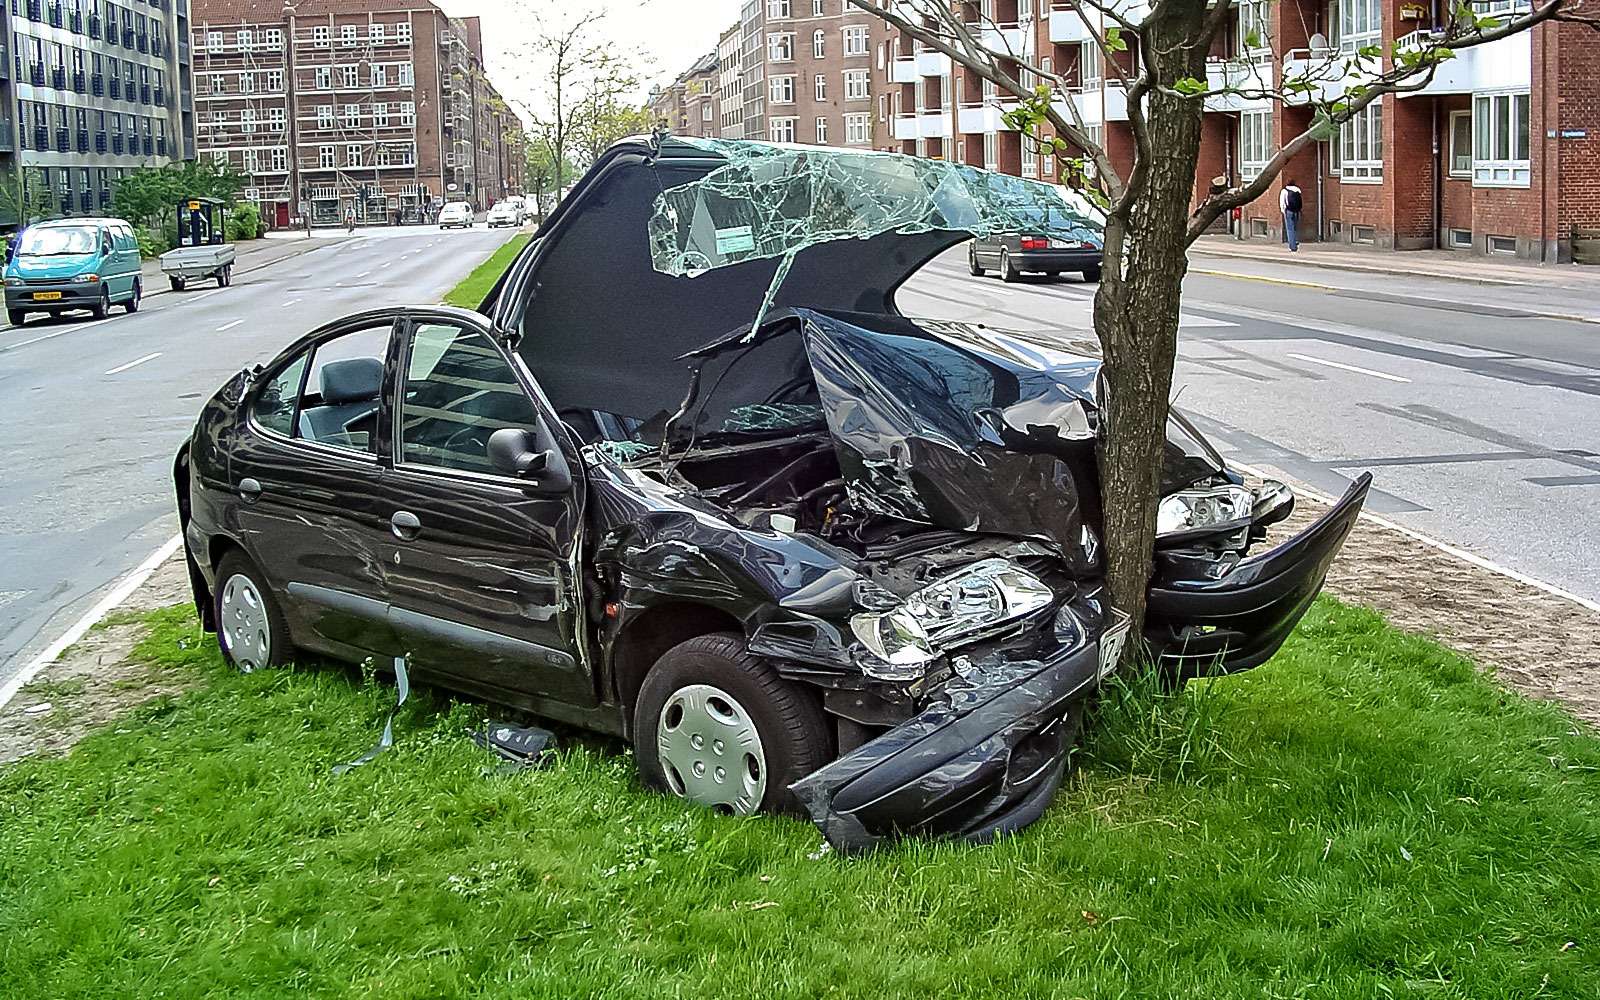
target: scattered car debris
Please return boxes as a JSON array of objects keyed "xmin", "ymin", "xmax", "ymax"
[
  {"xmin": 23, "ymin": 702, "xmax": 52, "ymax": 716},
  {"xmin": 471, "ymin": 721, "xmax": 555, "ymax": 773},
  {"xmin": 332, "ymin": 656, "xmax": 410, "ymax": 776}
]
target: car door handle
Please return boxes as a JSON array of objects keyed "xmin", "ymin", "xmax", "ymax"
[
  {"xmin": 238, "ymin": 478, "xmax": 262, "ymax": 502},
  {"xmin": 390, "ymin": 510, "xmax": 422, "ymax": 540}
]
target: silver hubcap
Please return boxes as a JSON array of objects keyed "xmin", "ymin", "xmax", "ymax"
[
  {"xmin": 656, "ymin": 683, "xmax": 768, "ymax": 815},
  {"xmin": 219, "ymin": 572, "xmax": 272, "ymax": 672}
]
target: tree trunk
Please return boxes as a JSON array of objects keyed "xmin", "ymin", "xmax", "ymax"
[{"xmin": 1092, "ymin": 2, "xmax": 1210, "ymax": 652}]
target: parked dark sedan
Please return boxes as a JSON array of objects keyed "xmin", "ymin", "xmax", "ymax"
[
  {"xmin": 968, "ymin": 217, "xmax": 1103, "ymax": 283},
  {"xmin": 175, "ymin": 136, "xmax": 1367, "ymax": 852}
]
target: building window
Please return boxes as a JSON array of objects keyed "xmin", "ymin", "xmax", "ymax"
[
  {"xmin": 844, "ymin": 112, "xmax": 870, "ymax": 144},
  {"xmin": 844, "ymin": 69, "xmax": 869, "ymax": 100},
  {"xmin": 1340, "ymin": 101, "xmax": 1383, "ymax": 182},
  {"xmin": 206, "ymin": 30, "xmax": 223, "ymax": 50},
  {"xmin": 237, "ymin": 28, "xmax": 253, "ymax": 49},
  {"xmin": 398, "ymin": 63, "xmax": 414, "ymax": 86},
  {"xmin": 1022, "ymin": 152, "xmax": 1038, "ymax": 178},
  {"xmin": 1350, "ymin": 224, "xmax": 1376, "ymax": 244},
  {"xmin": 374, "ymin": 102, "xmax": 389, "ymax": 127},
  {"xmin": 815, "ymin": 73, "xmax": 827, "ymax": 100},
  {"xmin": 315, "ymin": 104, "xmax": 333, "ymax": 128},
  {"xmin": 267, "ymin": 69, "xmax": 283, "ymax": 92},
  {"xmin": 243, "ymin": 147, "xmax": 259, "ymax": 172},
  {"xmin": 703, "ymin": 102, "xmax": 714, "ymax": 122},
  {"xmin": 340, "ymin": 24, "xmax": 357, "ymax": 46},
  {"xmin": 315, "ymin": 66, "xmax": 331, "ymax": 89},
  {"xmin": 769, "ymin": 74, "xmax": 795, "ymax": 104},
  {"xmin": 1447, "ymin": 228, "xmax": 1472, "ymax": 248},
  {"xmin": 816, "ymin": 115, "xmax": 828, "ymax": 143},
  {"xmin": 1486, "ymin": 233, "xmax": 1516, "ymax": 254},
  {"xmin": 239, "ymin": 71, "xmax": 254, "ymax": 93},
  {"xmin": 372, "ymin": 64, "xmax": 387, "ymax": 87},
  {"xmin": 983, "ymin": 132, "xmax": 997, "ymax": 170},
  {"xmin": 265, "ymin": 28, "xmax": 283, "ymax": 49},
  {"xmin": 345, "ymin": 104, "xmax": 360, "ymax": 127},
  {"xmin": 813, "ymin": 29, "xmax": 825, "ymax": 58},
  {"xmin": 1338, "ymin": 0, "xmax": 1381, "ymax": 52},
  {"xmin": 767, "ymin": 0, "xmax": 790, "ymax": 16},
  {"xmin": 400, "ymin": 101, "xmax": 415, "ymax": 126},
  {"xmin": 209, "ymin": 73, "xmax": 225, "ymax": 95},
  {"xmin": 878, "ymin": 94, "xmax": 887, "ymax": 122},
  {"xmin": 341, "ymin": 64, "xmax": 358, "ymax": 88},
  {"xmin": 768, "ymin": 33, "xmax": 793, "ymax": 61},
  {"xmin": 319, "ymin": 144, "xmax": 336, "ymax": 168},
  {"xmin": 769, "ymin": 116, "xmax": 796, "ymax": 142},
  {"xmin": 842, "ymin": 25, "xmax": 868, "ymax": 57},
  {"xmin": 1237, "ymin": 0, "xmax": 1269, "ymax": 52},
  {"xmin": 347, "ymin": 142, "xmax": 363, "ymax": 166},
  {"xmin": 271, "ymin": 146, "xmax": 288, "ymax": 171},
  {"xmin": 270, "ymin": 107, "xmax": 285, "ymax": 131},
  {"xmin": 396, "ymin": 21, "xmax": 412, "ymax": 44},
  {"xmin": 313, "ymin": 25, "xmax": 330, "ymax": 47},
  {"xmin": 370, "ymin": 23, "xmax": 385, "ymax": 44},
  {"xmin": 1082, "ymin": 40, "xmax": 1103, "ymax": 88},
  {"xmin": 1239, "ymin": 109, "xmax": 1271, "ymax": 180},
  {"xmin": 241, "ymin": 108, "xmax": 256, "ymax": 133},
  {"xmin": 1447, "ymin": 110, "xmax": 1472, "ymax": 177},
  {"xmin": 813, "ymin": 0, "xmax": 825, "ymax": 13},
  {"xmin": 1472, "ymin": 91, "xmax": 1530, "ymax": 186}
]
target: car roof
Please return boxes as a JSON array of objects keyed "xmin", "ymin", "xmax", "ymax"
[{"xmin": 32, "ymin": 217, "xmax": 128, "ymax": 228}]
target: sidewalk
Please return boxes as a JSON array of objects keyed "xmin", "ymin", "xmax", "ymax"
[
  {"xmin": 1189, "ymin": 234, "xmax": 1600, "ymax": 290},
  {"xmin": 137, "ymin": 232, "xmax": 348, "ymax": 298}
]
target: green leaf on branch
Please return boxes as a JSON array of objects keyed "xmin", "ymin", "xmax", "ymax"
[
  {"xmin": 1244, "ymin": 29, "xmax": 1262, "ymax": 50},
  {"xmin": 1104, "ymin": 27, "xmax": 1128, "ymax": 52},
  {"xmin": 1173, "ymin": 76, "xmax": 1209, "ymax": 96}
]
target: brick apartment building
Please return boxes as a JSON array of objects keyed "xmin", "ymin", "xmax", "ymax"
[
  {"xmin": 870, "ymin": 0, "xmax": 1597, "ymax": 263},
  {"xmin": 190, "ymin": 0, "xmax": 525, "ymax": 228},
  {"xmin": 2, "ymin": 0, "xmax": 197, "ymax": 225},
  {"xmin": 648, "ymin": 50, "xmax": 718, "ymax": 137}
]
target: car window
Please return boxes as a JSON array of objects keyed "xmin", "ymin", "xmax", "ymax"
[
  {"xmin": 399, "ymin": 322, "xmax": 540, "ymax": 474},
  {"xmin": 252, "ymin": 350, "xmax": 310, "ymax": 437},
  {"xmin": 294, "ymin": 325, "xmax": 392, "ymax": 453}
]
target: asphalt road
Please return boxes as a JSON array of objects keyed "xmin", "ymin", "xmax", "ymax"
[
  {"xmin": 0, "ymin": 224, "xmax": 520, "ymax": 689},
  {"xmin": 900, "ymin": 248, "xmax": 1600, "ymax": 605}
]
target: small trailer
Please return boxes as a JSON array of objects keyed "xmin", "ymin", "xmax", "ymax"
[{"xmin": 159, "ymin": 198, "xmax": 238, "ymax": 291}]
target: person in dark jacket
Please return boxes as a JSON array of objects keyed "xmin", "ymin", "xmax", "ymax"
[{"xmin": 1280, "ymin": 180, "xmax": 1303, "ymax": 251}]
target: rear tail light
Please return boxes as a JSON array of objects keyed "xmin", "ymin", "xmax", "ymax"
[{"xmin": 1019, "ymin": 236, "xmax": 1050, "ymax": 250}]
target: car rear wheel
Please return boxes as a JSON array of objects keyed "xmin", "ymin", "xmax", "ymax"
[
  {"xmin": 91, "ymin": 288, "xmax": 109, "ymax": 319},
  {"xmin": 170, "ymin": 276, "xmax": 186, "ymax": 292},
  {"xmin": 634, "ymin": 632, "xmax": 830, "ymax": 816},
  {"xmin": 1081, "ymin": 265, "xmax": 1103, "ymax": 283},
  {"xmin": 1000, "ymin": 249, "xmax": 1021, "ymax": 283},
  {"xmin": 968, "ymin": 244, "xmax": 985, "ymax": 277},
  {"xmin": 214, "ymin": 552, "xmax": 291, "ymax": 673},
  {"xmin": 124, "ymin": 279, "xmax": 141, "ymax": 313}
]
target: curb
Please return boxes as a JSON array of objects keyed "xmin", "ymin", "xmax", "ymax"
[{"xmin": 1188, "ymin": 246, "xmax": 1537, "ymax": 288}]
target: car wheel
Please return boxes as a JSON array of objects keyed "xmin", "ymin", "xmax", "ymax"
[
  {"xmin": 170, "ymin": 276, "xmax": 186, "ymax": 292},
  {"xmin": 124, "ymin": 279, "xmax": 141, "ymax": 313},
  {"xmin": 634, "ymin": 632, "xmax": 830, "ymax": 816},
  {"xmin": 968, "ymin": 244, "xmax": 985, "ymax": 277},
  {"xmin": 1080, "ymin": 265, "xmax": 1103, "ymax": 283},
  {"xmin": 7, "ymin": 308, "xmax": 25, "ymax": 326},
  {"xmin": 91, "ymin": 288, "xmax": 109, "ymax": 319},
  {"xmin": 214, "ymin": 552, "xmax": 291, "ymax": 673},
  {"xmin": 1000, "ymin": 249, "xmax": 1021, "ymax": 283}
]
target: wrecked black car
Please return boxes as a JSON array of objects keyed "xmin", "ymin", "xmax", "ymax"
[{"xmin": 175, "ymin": 137, "xmax": 1369, "ymax": 852}]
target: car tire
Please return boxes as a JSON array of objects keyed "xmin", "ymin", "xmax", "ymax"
[
  {"xmin": 124, "ymin": 279, "xmax": 141, "ymax": 313},
  {"xmin": 634, "ymin": 632, "xmax": 831, "ymax": 817},
  {"xmin": 214, "ymin": 551, "xmax": 292, "ymax": 673},
  {"xmin": 91, "ymin": 288, "xmax": 109, "ymax": 319},
  {"xmin": 1080, "ymin": 265, "xmax": 1103, "ymax": 283},
  {"xmin": 968, "ymin": 245, "xmax": 985, "ymax": 277},
  {"xmin": 1000, "ymin": 249, "xmax": 1021, "ymax": 283},
  {"xmin": 170, "ymin": 276, "xmax": 186, "ymax": 292},
  {"xmin": 7, "ymin": 309, "xmax": 25, "ymax": 326}
]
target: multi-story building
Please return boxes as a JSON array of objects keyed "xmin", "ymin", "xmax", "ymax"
[
  {"xmin": 680, "ymin": 51, "xmax": 719, "ymax": 138},
  {"xmin": 717, "ymin": 23, "xmax": 744, "ymax": 138},
  {"xmin": 5, "ymin": 0, "xmax": 197, "ymax": 223},
  {"xmin": 739, "ymin": 0, "xmax": 765, "ymax": 141},
  {"xmin": 191, "ymin": 0, "xmax": 524, "ymax": 228},
  {"xmin": 759, "ymin": 0, "xmax": 876, "ymax": 146},
  {"xmin": 647, "ymin": 79, "xmax": 685, "ymax": 131},
  {"xmin": 874, "ymin": 0, "xmax": 1598, "ymax": 263}
]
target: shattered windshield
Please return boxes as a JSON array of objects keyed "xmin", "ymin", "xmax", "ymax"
[{"xmin": 646, "ymin": 138, "xmax": 1102, "ymax": 331}]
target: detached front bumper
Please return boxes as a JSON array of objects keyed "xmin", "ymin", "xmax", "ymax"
[
  {"xmin": 790, "ymin": 598, "xmax": 1115, "ymax": 854},
  {"xmin": 1146, "ymin": 474, "xmax": 1371, "ymax": 678}
]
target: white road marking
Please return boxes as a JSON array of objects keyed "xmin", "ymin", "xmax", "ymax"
[
  {"xmin": 1179, "ymin": 313, "xmax": 1239, "ymax": 329},
  {"xmin": 1230, "ymin": 460, "xmax": 1600, "ymax": 615},
  {"xmin": 185, "ymin": 289, "xmax": 224, "ymax": 304},
  {"xmin": 216, "ymin": 319, "xmax": 245, "ymax": 332},
  {"xmin": 355, "ymin": 271, "xmax": 370, "ymax": 279},
  {"xmin": 0, "ymin": 535, "xmax": 184, "ymax": 712},
  {"xmin": 103, "ymin": 352, "xmax": 162, "ymax": 375},
  {"xmin": 1286, "ymin": 352, "xmax": 1412, "ymax": 383},
  {"xmin": 0, "ymin": 318, "xmax": 112, "ymax": 352},
  {"xmin": 283, "ymin": 298, "xmax": 301, "ymax": 307}
]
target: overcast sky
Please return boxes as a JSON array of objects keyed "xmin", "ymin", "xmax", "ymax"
[{"xmin": 436, "ymin": 0, "xmax": 744, "ymax": 122}]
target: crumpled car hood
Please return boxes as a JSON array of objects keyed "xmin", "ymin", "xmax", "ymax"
[{"xmin": 682, "ymin": 309, "xmax": 1225, "ymax": 568}]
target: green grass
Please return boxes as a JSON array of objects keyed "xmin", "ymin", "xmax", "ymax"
[
  {"xmin": 1, "ymin": 598, "xmax": 1597, "ymax": 998},
  {"xmin": 441, "ymin": 232, "xmax": 533, "ymax": 309}
]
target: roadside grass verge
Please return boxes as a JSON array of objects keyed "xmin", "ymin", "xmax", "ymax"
[
  {"xmin": 441, "ymin": 232, "xmax": 533, "ymax": 309},
  {"xmin": 1, "ymin": 597, "xmax": 1597, "ymax": 998}
]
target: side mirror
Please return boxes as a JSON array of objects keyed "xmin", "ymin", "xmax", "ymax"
[{"xmin": 488, "ymin": 425, "xmax": 572, "ymax": 493}]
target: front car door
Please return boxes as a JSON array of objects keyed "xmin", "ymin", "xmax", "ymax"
[
  {"xmin": 227, "ymin": 313, "xmax": 403, "ymax": 658},
  {"xmin": 377, "ymin": 311, "xmax": 593, "ymax": 710}
]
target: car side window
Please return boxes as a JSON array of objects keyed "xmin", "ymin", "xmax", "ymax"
[
  {"xmin": 252, "ymin": 350, "xmax": 310, "ymax": 437},
  {"xmin": 295, "ymin": 326, "xmax": 392, "ymax": 453},
  {"xmin": 399, "ymin": 322, "xmax": 540, "ymax": 474}
]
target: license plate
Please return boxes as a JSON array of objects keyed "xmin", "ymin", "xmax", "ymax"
[
  {"xmin": 1097, "ymin": 610, "xmax": 1133, "ymax": 681},
  {"xmin": 1052, "ymin": 240, "xmax": 1084, "ymax": 249},
  {"xmin": 31, "ymin": 291, "xmax": 62, "ymax": 301}
]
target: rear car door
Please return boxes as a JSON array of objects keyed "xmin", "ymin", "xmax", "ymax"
[
  {"xmin": 377, "ymin": 311, "xmax": 593, "ymax": 708},
  {"xmin": 227, "ymin": 313, "xmax": 403, "ymax": 657}
]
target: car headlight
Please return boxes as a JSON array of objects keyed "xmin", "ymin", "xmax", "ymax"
[
  {"xmin": 3, "ymin": 277, "xmax": 22, "ymax": 287},
  {"xmin": 1156, "ymin": 484, "xmax": 1257, "ymax": 539},
  {"xmin": 71, "ymin": 273, "xmax": 100, "ymax": 283},
  {"xmin": 850, "ymin": 559, "xmax": 1054, "ymax": 680}
]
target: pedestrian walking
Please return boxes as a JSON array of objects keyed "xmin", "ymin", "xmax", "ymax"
[{"xmin": 1280, "ymin": 179, "xmax": 1303, "ymax": 252}]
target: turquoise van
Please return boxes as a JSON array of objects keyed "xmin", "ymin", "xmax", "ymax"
[{"xmin": 4, "ymin": 218, "xmax": 144, "ymax": 325}]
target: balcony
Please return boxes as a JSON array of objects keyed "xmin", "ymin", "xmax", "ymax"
[
  {"xmin": 1054, "ymin": 82, "xmax": 1130, "ymax": 125},
  {"xmin": 957, "ymin": 100, "xmax": 1018, "ymax": 133},
  {"xmin": 1391, "ymin": 29, "xmax": 1531, "ymax": 97},
  {"xmin": 890, "ymin": 48, "xmax": 952, "ymax": 84},
  {"xmin": 1202, "ymin": 57, "xmax": 1273, "ymax": 112},
  {"xmin": 975, "ymin": 22, "xmax": 1025, "ymax": 58},
  {"xmin": 893, "ymin": 109, "xmax": 953, "ymax": 140}
]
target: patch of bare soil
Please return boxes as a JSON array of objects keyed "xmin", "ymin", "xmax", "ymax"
[
  {"xmin": 1265, "ymin": 492, "xmax": 1600, "ymax": 726},
  {"xmin": 0, "ymin": 557, "xmax": 195, "ymax": 765}
]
